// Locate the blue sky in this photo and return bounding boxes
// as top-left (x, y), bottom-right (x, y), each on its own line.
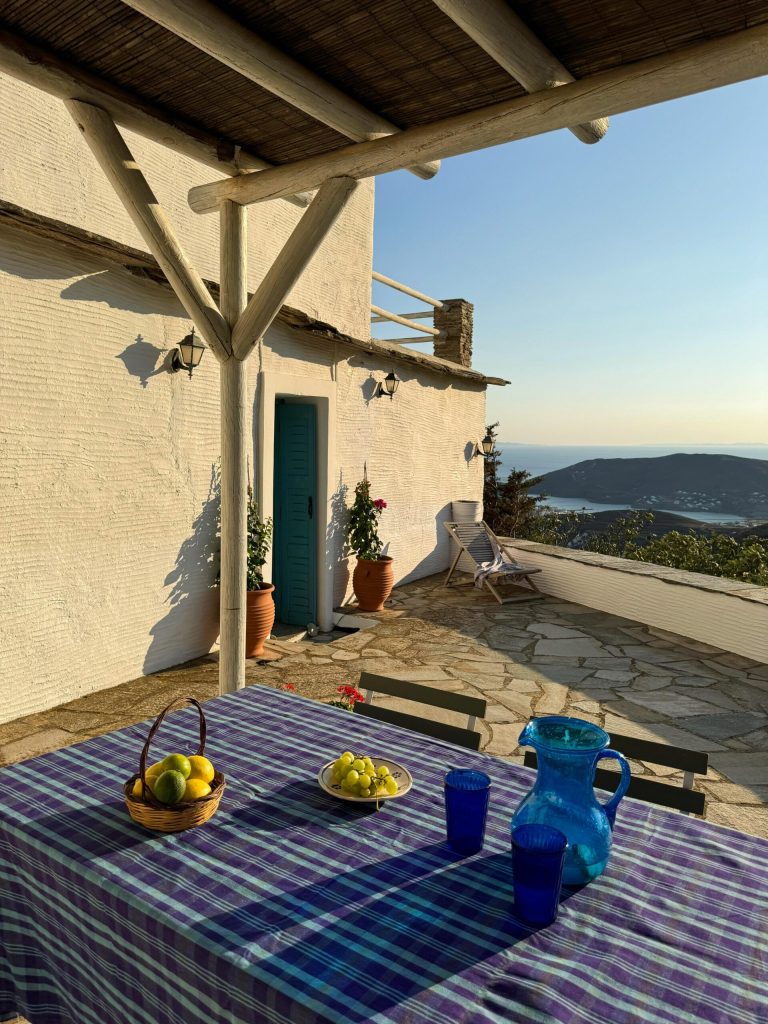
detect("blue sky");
top-left (371, 77), bottom-right (768, 445)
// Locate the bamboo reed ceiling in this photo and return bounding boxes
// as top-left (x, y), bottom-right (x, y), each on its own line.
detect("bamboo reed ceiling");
top-left (2, 0), bottom-right (767, 166)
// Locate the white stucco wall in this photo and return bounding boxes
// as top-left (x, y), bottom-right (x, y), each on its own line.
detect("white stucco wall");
top-left (0, 224), bottom-right (486, 724)
top-left (256, 327), bottom-right (487, 619)
top-left (504, 541), bottom-right (768, 665)
top-left (0, 73), bottom-right (487, 724)
top-left (0, 74), bottom-right (374, 340)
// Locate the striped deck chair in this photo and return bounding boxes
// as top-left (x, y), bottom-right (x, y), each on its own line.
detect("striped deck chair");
top-left (443, 521), bottom-right (543, 604)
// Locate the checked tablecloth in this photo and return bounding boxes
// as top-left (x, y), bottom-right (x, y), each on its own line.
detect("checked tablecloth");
top-left (1, 685), bottom-right (767, 1024)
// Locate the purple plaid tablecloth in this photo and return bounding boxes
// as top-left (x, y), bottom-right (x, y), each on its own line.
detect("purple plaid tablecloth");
top-left (1, 685), bottom-right (766, 1024)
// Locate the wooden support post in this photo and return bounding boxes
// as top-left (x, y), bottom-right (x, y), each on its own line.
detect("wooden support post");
top-left (232, 177), bottom-right (358, 360)
top-left (218, 202), bottom-right (249, 694)
top-left (188, 23), bottom-right (768, 211)
top-left (66, 99), bottom-right (231, 360)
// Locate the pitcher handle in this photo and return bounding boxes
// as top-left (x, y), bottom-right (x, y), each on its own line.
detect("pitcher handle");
top-left (595, 749), bottom-right (631, 828)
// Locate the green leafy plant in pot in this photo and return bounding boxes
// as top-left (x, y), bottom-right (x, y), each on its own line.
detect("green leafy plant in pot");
top-left (244, 489), bottom-right (274, 656)
top-left (346, 475), bottom-right (393, 611)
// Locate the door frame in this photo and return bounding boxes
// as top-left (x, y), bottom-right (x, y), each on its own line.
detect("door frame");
top-left (256, 371), bottom-right (336, 632)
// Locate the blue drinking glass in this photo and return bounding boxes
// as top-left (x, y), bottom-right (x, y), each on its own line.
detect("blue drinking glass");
top-left (511, 823), bottom-right (568, 926)
top-left (444, 769), bottom-right (492, 855)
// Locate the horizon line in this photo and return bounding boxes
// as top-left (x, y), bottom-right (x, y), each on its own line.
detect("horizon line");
top-left (499, 441), bottom-right (768, 447)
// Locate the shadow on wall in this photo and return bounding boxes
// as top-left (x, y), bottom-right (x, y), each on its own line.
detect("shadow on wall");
top-left (144, 463), bottom-right (221, 674)
top-left (328, 476), bottom-right (350, 609)
top-left (395, 502), bottom-right (454, 587)
top-left (116, 334), bottom-right (168, 388)
top-left (361, 374), bottom-right (380, 405)
top-left (60, 268), bottom-right (183, 316)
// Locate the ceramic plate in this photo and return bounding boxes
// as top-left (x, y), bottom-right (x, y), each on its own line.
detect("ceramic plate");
top-left (317, 758), bottom-right (413, 803)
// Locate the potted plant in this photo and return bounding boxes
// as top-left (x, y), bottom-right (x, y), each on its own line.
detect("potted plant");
top-left (244, 488), bottom-right (274, 657)
top-left (346, 476), bottom-right (393, 611)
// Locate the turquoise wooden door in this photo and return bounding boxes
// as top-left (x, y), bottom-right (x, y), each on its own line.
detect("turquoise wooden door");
top-left (273, 402), bottom-right (317, 626)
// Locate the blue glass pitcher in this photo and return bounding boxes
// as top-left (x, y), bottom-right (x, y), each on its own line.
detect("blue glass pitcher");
top-left (512, 717), bottom-right (631, 885)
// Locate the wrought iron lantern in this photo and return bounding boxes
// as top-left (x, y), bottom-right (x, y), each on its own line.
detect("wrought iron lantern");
top-left (477, 432), bottom-right (495, 458)
top-left (170, 326), bottom-right (206, 379)
top-left (377, 371), bottom-right (401, 399)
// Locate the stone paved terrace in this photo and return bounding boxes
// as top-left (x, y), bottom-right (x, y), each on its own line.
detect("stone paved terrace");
top-left (2, 573), bottom-right (768, 839)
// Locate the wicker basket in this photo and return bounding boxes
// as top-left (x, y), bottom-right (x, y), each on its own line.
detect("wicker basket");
top-left (123, 696), bottom-right (225, 833)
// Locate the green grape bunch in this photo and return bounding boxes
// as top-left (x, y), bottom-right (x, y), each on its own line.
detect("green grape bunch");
top-left (332, 751), bottom-right (399, 798)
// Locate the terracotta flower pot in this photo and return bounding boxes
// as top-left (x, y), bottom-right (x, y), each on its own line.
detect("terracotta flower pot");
top-left (245, 584), bottom-right (276, 657)
top-left (352, 557), bottom-right (394, 612)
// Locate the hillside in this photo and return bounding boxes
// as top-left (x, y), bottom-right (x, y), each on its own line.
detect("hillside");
top-left (530, 453), bottom-right (768, 517)
top-left (572, 509), bottom-right (711, 542)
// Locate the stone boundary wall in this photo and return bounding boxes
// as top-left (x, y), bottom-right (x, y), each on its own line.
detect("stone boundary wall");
top-left (502, 540), bottom-right (768, 665)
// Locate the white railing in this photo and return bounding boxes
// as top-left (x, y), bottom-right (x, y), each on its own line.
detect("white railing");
top-left (370, 270), bottom-right (442, 346)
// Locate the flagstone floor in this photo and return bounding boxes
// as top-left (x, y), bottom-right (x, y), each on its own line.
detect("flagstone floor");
top-left (2, 573), bottom-right (767, 838)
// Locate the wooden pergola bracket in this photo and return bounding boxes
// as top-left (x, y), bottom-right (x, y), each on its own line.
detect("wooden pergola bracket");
top-left (121, 0), bottom-right (440, 182)
top-left (188, 22), bottom-right (768, 211)
top-left (67, 99), bottom-right (232, 361)
top-left (433, 0), bottom-right (608, 144)
top-left (231, 176), bottom-right (359, 360)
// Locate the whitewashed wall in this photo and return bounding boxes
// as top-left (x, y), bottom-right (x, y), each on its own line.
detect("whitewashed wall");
top-left (0, 231), bottom-right (486, 725)
top-left (0, 74), bottom-right (487, 724)
top-left (505, 541), bottom-right (768, 664)
top-left (0, 74), bottom-right (374, 340)
top-left (257, 326), bottom-right (487, 619)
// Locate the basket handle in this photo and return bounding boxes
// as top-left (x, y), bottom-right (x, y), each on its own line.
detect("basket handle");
top-left (138, 697), bottom-right (206, 802)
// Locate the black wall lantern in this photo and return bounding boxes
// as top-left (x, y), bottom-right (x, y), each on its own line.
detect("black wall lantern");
top-left (170, 326), bottom-right (206, 379)
top-left (377, 371), bottom-right (401, 399)
top-left (476, 432), bottom-right (495, 458)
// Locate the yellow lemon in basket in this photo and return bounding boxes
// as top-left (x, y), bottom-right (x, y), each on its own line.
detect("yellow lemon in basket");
top-left (131, 777), bottom-right (148, 799)
top-left (153, 770), bottom-right (187, 805)
top-left (183, 778), bottom-right (212, 802)
top-left (159, 753), bottom-right (191, 779)
top-left (144, 762), bottom-right (164, 790)
top-left (187, 755), bottom-right (215, 784)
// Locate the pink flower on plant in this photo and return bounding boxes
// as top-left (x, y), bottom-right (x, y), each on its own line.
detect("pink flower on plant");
top-left (373, 498), bottom-right (387, 510)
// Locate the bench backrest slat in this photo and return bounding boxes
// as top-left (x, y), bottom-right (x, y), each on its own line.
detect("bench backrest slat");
top-left (354, 700), bottom-right (482, 751)
top-left (359, 672), bottom-right (486, 718)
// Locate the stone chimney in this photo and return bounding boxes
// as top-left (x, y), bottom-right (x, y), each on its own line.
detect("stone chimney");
top-left (433, 298), bottom-right (473, 368)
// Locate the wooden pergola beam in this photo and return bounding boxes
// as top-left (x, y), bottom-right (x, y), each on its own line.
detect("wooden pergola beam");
top-left (121, 0), bottom-right (440, 182)
top-left (189, 23), bottom-right (768, 211)
top-left (0, 28), bottom-right (309, 208)
top-left (67, 99), bottom-right (231, 360)
top-left (232, 176), bottom-right (358, 360)
top-left (432, 0), bottom-right (607, 144)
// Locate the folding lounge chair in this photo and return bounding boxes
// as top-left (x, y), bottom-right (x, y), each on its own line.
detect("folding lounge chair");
top-left (443, 520), bottom-right (543, 604)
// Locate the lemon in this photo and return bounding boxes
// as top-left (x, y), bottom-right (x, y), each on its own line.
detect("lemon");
top-left (153, 770), bottom-right (187, 805)
top-left (159, 753), bottom-right (191, 779)
top-left (146, 761), bottom-right (164, 781)
top-left (131, 777), bottom-right (147, 799)
top-left (183, 778), bottom-right (212, 802)
top-left (187, 755), bottom-right (215, 784)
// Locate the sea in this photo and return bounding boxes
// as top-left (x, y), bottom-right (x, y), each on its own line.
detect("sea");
top-left (497, 443), bottom-right (768, 526)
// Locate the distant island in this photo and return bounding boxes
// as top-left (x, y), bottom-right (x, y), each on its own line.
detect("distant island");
top-left (530, 453), bottom-right (768, 518)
